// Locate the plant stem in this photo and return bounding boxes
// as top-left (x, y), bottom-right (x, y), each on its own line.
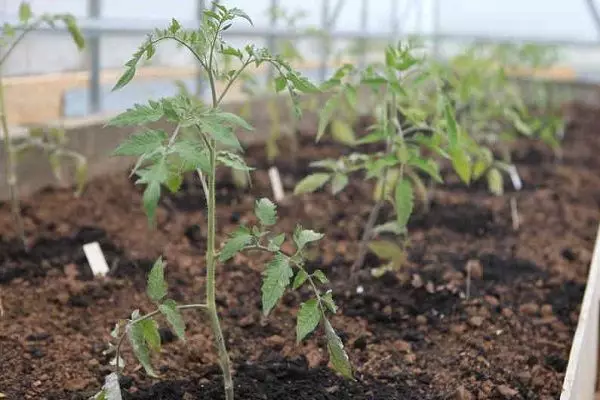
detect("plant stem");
top-left (0, 74), bottom-right (26, 249)
top-left (205, 140), bottom-right (234, 400)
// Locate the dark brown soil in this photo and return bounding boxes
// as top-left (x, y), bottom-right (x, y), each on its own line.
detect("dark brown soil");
top-left (0, 105), bottom-right (598, 399)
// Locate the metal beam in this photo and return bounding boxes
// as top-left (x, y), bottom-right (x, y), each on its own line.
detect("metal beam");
top-left (87, 0), bottom-right (101, 114)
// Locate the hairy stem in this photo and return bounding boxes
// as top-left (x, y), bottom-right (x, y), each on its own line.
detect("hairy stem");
top-left (205, 140), bottom-right (234, 400)
top-left (0, 74), bottom-right (26, 249)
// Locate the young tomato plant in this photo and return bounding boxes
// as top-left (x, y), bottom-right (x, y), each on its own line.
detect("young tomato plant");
top-left (294, 42), bottom-right (475, 277)
top-left (0, 1), bottom-right (85, 248)
top-left (94, 6), bottom-right (351, 400)
top-left (433, 43), bottom-right (565, 196)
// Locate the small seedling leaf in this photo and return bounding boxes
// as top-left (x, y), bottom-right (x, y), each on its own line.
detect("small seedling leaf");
top-left (296, 299), bottom-right (321, 343)
top-left (444, 100), bottom-right (459, 149)
top-left (113, 130), bottom-right (167, 156)
top-left (487, 168), bottom-right (504, 196)
top-left (394, 179), bottom-right (414, 228)
top-left (261, 254), bottom-right (293, 315)
top-left (230, 7), bottom-right (254, 25)
top-left (63, 15), bottom-right (85, 50)
top-left (214, 111), bottom-right (254, 131)
top-left (147, 257), bottom-right (168, 302)
top-left (312, 269), bottom-right (328, 284)
top-left (255, 198), bottom-right (277, 226)
top-left (18, 2), bottom-right (32, 23)
top-left (219, 228), bottom-right (253, 262)
top-left (172, 141), bottom-right (211, 173)
top-left (139, 319), bottom-right (161, 352)
top-left (324, 319), bottom-right (353, 379)
top-left (274, 76), bottom-right (287, 92)
top-left (450, 148), bottom-right (472, 185)
top-left (159, 299), bottom-right (186, 341)
top-left (127, 322), bottom-right (157, 377)
top-left (331, 120), bottom-right (356, 146)
top-left (367, 240), bottom-right (404, 262)
top-left (294, 173), bottom-right (331, 195)
top-left (322, 291), bottom-right (337, 313)
top-left (113, 67), bottom-right (137, 91)
top-left (217, 151), bottom-right (254, 171)
top-left (293, 227), bottom-right (324, 252)
top-left (317, 95), bottom-right (341, 141)
top-left (292, 269), bottom-right (309, 289)
top-left (330, 173), bottom-right (349, 195)
top-left (267, 233), bottom-right (285, 252)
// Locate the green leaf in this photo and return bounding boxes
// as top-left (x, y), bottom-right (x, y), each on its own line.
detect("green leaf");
top-left (136, 160), bottom-right (168, 225)
top-left (127, 322), bottom-right (156, 377)
top-left (372, 221), bottom-right (407, 235)
top-left (368, 240), bottom-right (404, 261)
top-left (312, 270), bottom-right (328, 284)
top-left (261, 254), bottom-right (293, 315)
top-left (219, 227), bottom-right (253, 262)
top-left (317, 95), bottom-right (341, 141)
top-left (487, 168), bottom-right (504, 196)
top-left (63, 15), bottom-right (85, 50)
top-left (296, 299), bottom-right (321, 343)
top-left (200, 119), bottom-right (241, 150)
top-left (274, 76), bottom-right (287, 92)
top-left (108, 104), bottom-right (164, 127)
top-left (329, 173), bottom-right (348, 195)
top-left (330, 120), bottom-right (356, 146)
top-left (450, 148), bottom-right (472, 185)
top-left (113, 67), bottom-right (136, 91)
top-left (292, 269), bottom-right (309, 289)
top-left (267, 233), bottom-right (285, 252)
top-left (293, 227), bottom-right (324, 252)
top-left (217, 151), bottom-right (253, 171)
top-left (98, 372), bottom-right (122, 400)
top-left (171, 140), bottom-right (211, 173)
top-left (139, 319), bottom-right (161, 352)
top-left (159, 299), bottom-right (186, 341)
top-left (147, 257), bottom-right (168, 302)
top-left (255, 198), bottom-right (277, 226)
top-left (230, 7), bottom-right (254, 25)
top-left (18, 2), bottom-right (32, 23)
top-left (394, 179), bottom-right (414, 228)
top-left (294, 173), bottom-right (331, 195)
top-left (322, 291), bottom-right (337, 313)
top-left (113, 130), bottom-right (167, 156)
top-left (444, 100), bottom-right (459, 149)
top-left (324, 319), bottom-right (353, 379)
top-left (214, 111), bottom-right (254, 131)
top-left (407, 157), bottom-right (443, 183)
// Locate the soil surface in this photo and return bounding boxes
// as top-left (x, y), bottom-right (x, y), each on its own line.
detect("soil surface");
top-left (1, 105), bottom-right (599, 399)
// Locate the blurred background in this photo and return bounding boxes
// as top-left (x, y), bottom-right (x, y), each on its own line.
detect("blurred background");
top-left (1, 0), bottom-right (600, 125)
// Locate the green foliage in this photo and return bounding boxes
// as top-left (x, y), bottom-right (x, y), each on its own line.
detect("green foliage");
top-left (98, 6), bottom-right (351, 399)
top-left (432, 42), bottom-right (565, 192)
top-left (1, 4), bottom-right (87, 247)
top-left (297, 41), bottom-right (483, 272)
top-left (296, 299), bottom-right (321, 342)
top-left (147, 257), bottom-right (168, 302)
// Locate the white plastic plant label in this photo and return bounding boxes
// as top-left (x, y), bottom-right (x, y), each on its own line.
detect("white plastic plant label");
top-left (83, 241), bottom-right (110, 277)
top-left (508, 165), bottom-right (523, 191)
top-left (268, 166), bottom-right (285, 202)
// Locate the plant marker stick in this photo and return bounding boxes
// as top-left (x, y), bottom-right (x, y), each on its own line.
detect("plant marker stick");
top-left (83, 242), bottom-right (110, 277)
top-left (511, 197), bottom-right (521, 231)
top-left (269, 166), bottom-right (285, 202)
top-left (508, 165), bottom-right (523, 191)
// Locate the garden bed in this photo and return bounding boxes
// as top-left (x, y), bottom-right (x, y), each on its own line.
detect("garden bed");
top-left (0, 104), bottom-right (598, 399)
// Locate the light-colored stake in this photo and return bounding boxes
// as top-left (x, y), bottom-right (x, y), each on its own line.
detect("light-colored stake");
top-left (268, 166), bottom-right (285, 202)
top-left (510, 197), bottom-right (520, 231)
top-left (83, 242), bottom-right (110, 277)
